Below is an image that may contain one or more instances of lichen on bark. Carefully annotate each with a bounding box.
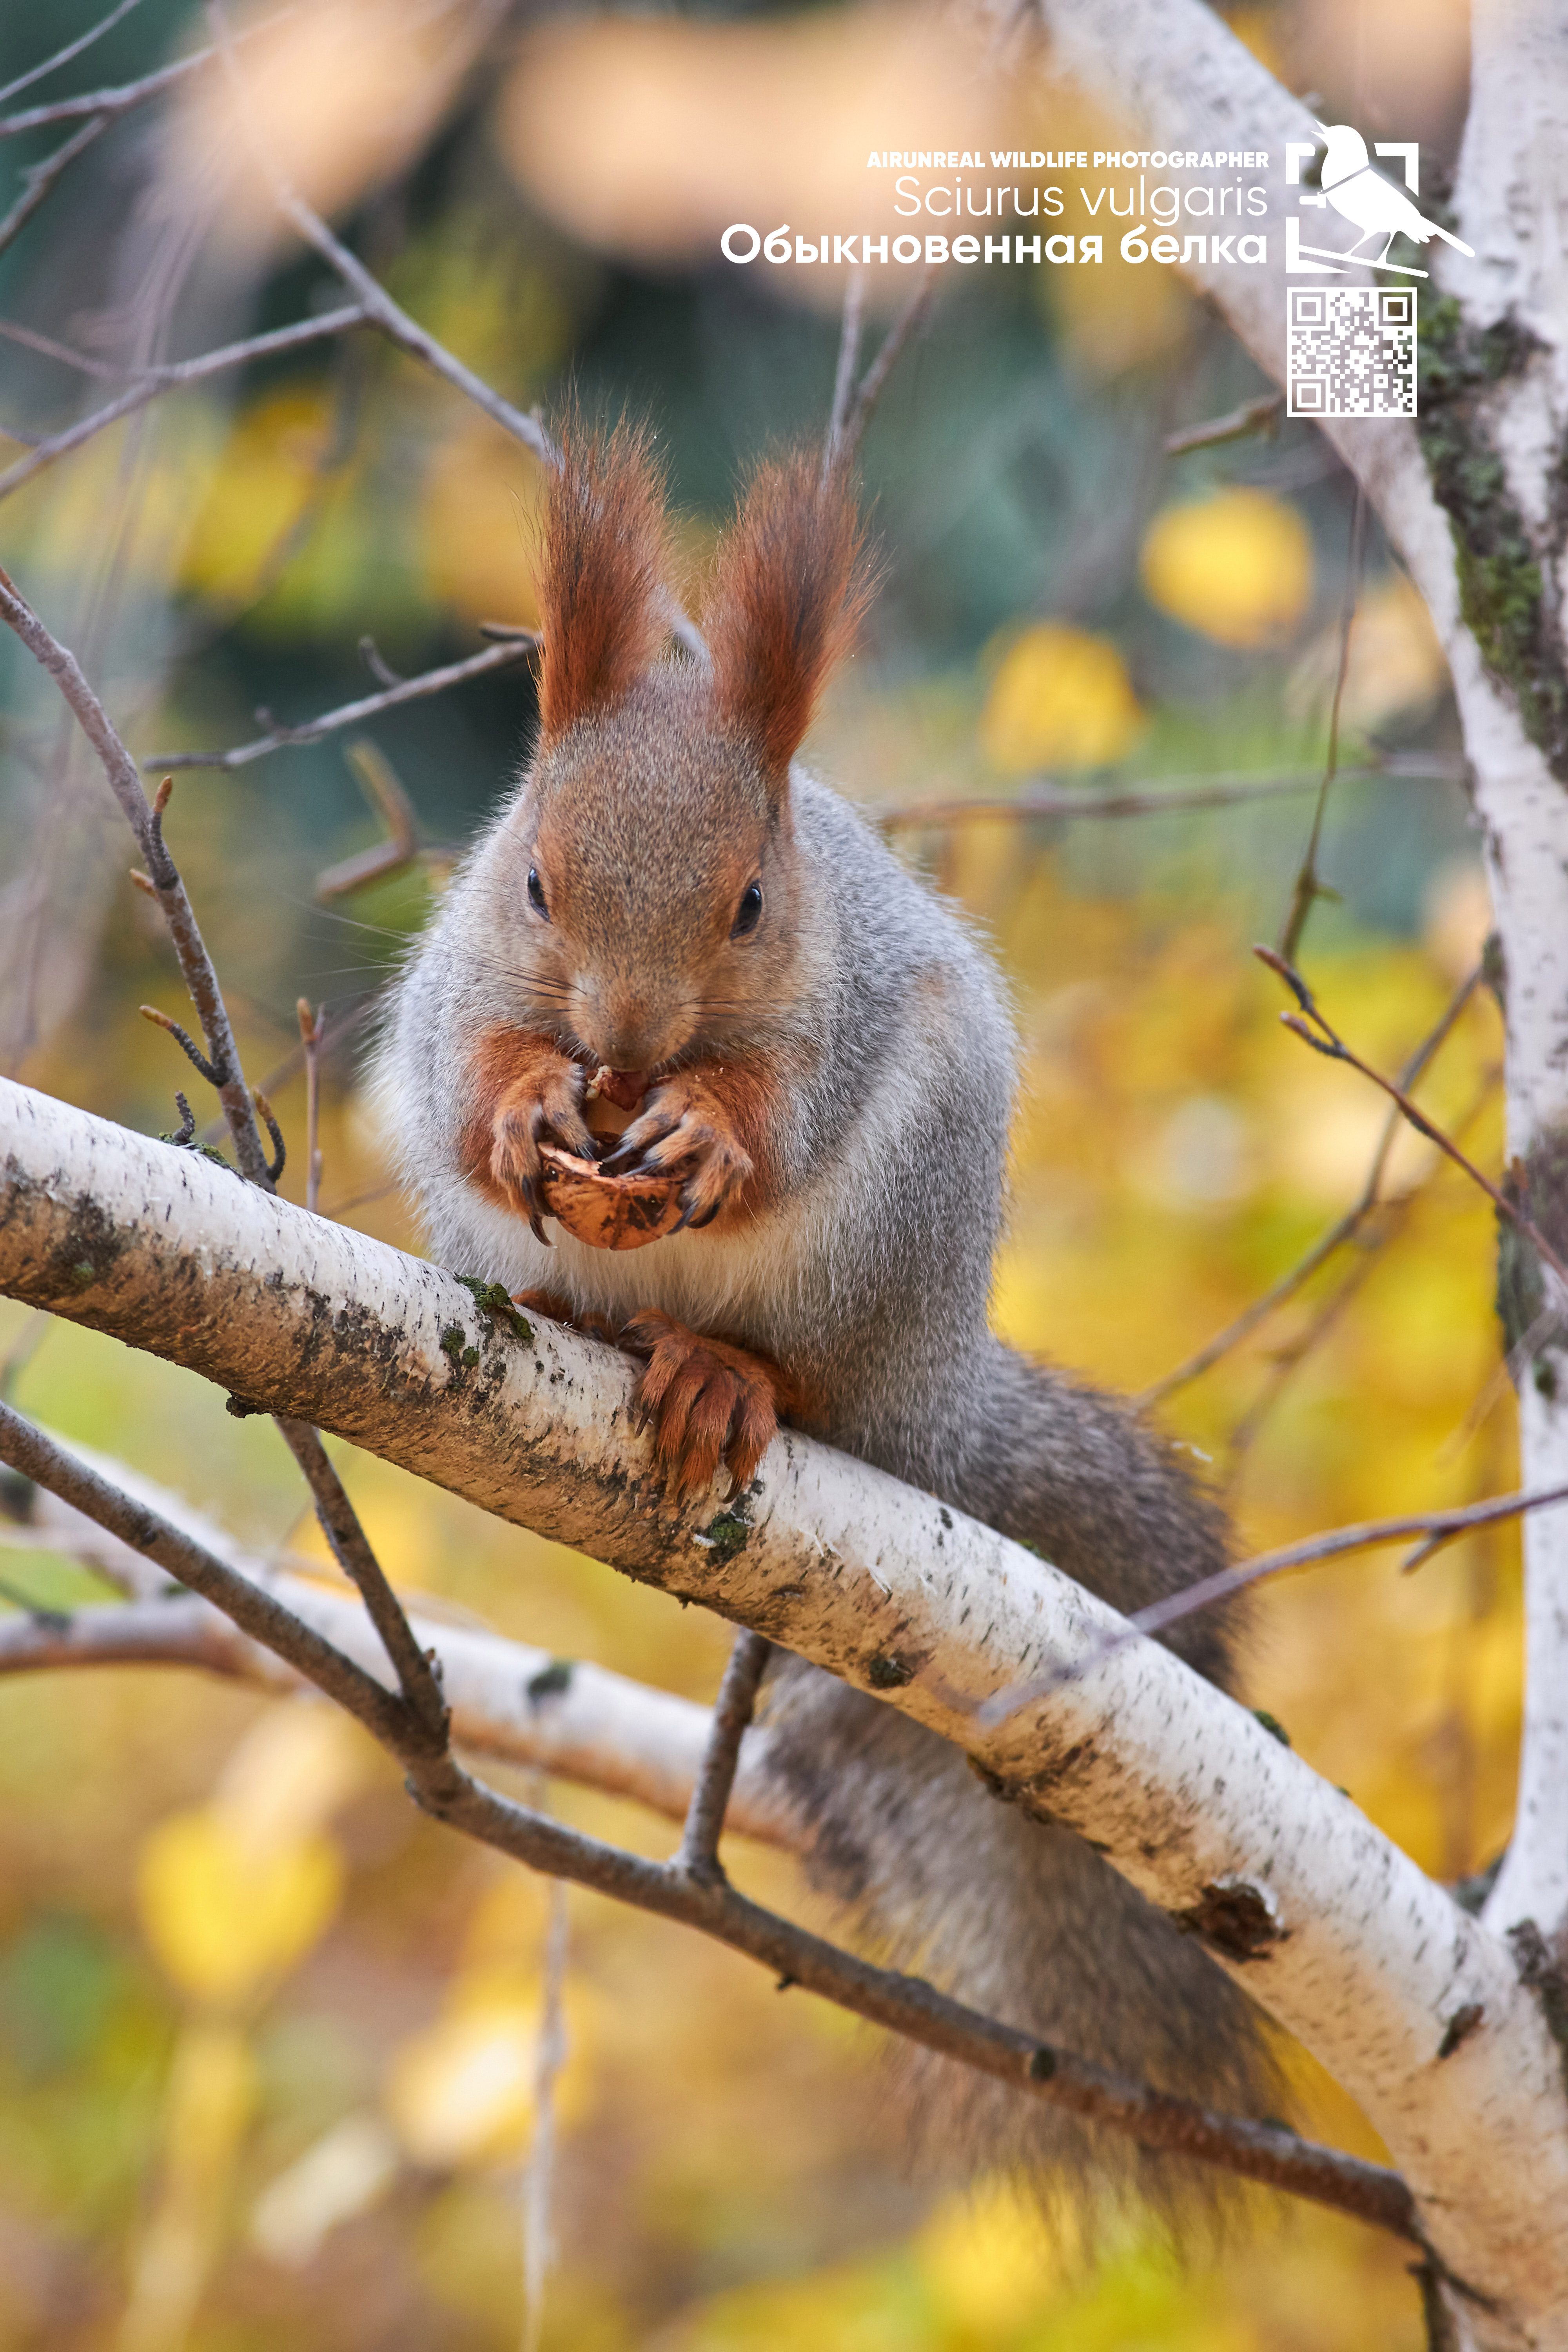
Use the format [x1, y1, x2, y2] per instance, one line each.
[1416, 296, 1568, 779]
[1494, 1127, 1568, 1394]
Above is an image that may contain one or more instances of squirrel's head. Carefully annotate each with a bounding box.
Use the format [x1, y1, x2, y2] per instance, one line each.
[491, 423, 870, 1075]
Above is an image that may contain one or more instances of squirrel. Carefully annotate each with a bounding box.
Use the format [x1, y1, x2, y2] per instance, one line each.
[376, 422, 1279, 2215]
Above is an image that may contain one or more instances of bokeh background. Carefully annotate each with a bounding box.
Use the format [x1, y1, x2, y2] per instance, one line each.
[0, 0, 1501, 2345]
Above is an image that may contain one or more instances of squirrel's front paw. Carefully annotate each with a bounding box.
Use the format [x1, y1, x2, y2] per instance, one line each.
[599, 1073, 754, 1231]
[622, 1310, 787, 1500]
[488, 1053, 593, 1242]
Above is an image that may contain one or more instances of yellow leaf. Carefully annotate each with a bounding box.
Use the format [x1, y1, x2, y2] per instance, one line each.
[386, 1999, 539, 2169]
[118, 2021, 257, 2352]
[213, 1700, 368, 1849]
[980, 623, 1142, 772]
[138, 1808, 343, 2010]
[420, 418, 545, 628]
[251, 2112, 400, 2268]
[1140, 488, 1313, 647]
[166, 0, 478, 260]
[917, 2178, 1065, 2329]
[178, 389, 336, 608]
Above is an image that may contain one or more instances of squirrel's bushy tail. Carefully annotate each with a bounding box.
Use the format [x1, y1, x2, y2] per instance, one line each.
[759, 1344, 1283, 2223]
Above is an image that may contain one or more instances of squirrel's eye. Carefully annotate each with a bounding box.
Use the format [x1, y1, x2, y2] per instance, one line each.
[732, 880, 763, 938]
[527, 865, 548, 919]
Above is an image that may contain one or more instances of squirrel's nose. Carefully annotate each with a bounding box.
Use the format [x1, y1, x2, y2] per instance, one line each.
[588, 990, 675, 1074]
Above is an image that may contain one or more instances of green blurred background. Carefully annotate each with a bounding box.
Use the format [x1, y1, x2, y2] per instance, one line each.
[0, 0, 1505, 2344]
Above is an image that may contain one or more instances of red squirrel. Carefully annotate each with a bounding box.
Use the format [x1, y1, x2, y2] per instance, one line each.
[377, 425, 1276, 2207]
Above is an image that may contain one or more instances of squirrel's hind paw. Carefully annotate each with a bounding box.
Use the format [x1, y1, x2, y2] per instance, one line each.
[622, 1310, 786, 1501]
[512, 1289, 622, 1347]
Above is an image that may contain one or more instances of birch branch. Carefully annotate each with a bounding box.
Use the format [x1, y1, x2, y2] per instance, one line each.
[0, 1397, 1414, 2240]
[1, 1077, 1564, 2330]
[0, 1447, 798, 1844]
[1034, 0, 1568, 2037]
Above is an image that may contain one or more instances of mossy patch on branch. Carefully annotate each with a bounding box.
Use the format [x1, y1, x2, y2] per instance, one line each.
[1494, 1124, 1568, 1393]
[1416, 296, 1568, 777]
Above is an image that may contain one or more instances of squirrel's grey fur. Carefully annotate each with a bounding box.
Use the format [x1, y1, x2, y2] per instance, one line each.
[374, 441, 1277, 2221]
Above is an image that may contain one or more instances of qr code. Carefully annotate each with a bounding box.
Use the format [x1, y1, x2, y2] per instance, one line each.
[1287, 287, 1416, 418]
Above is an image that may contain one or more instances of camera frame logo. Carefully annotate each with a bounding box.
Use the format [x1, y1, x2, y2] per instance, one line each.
[1282, 127, 1470, 420]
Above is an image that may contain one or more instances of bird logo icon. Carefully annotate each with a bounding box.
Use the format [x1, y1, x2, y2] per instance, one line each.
[1299, 124, 1474, 274]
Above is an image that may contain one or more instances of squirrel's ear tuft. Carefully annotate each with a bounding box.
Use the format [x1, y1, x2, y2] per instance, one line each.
[535, 421, 670, 746]
[703, 454, 872, 784]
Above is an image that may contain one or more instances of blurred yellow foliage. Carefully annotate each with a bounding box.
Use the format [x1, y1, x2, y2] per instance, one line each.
[500, 9, 998, 297]
[980, 624, 1143, 772]
[1290, 573, 1450, 729]
[387, 1997, 543, 2167]
[250, 2112, 400, 2268]
[138, 1809, 343, 2012]
[177, 389, 338, 611]
[915, 2180, 1065, 2330]
[1141, 489, 1314, 647]
[420, 417, 545, 628]
[136, 1705, 363, 2009]
[118, 2020, 257, 2352]
[167, 0, 482, 258]
[385, 1874, 593, 2169]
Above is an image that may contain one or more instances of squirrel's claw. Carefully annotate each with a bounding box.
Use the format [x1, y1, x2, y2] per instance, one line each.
[621, 1309, 787, 1501]
[488, 1057, 592, 1240]
[603, 1078, 753, 1226]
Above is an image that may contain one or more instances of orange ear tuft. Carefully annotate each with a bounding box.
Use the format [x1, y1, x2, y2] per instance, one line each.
[702, 454, 873, 783]
[535, 422, 671, 745]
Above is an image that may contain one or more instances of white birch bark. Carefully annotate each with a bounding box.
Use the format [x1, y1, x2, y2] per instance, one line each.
[4, 1078, 1568, 2336]
[1038, 0, 1568, 1975]
[1024, 18, 1568, 2331]
[0, 1457, 799, 1847]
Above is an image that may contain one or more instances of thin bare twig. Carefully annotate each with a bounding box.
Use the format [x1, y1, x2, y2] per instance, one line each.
[359, 635, 402, 690]
[0, 1403, 408, 1741]
[1258, 947, 1568, 1294]
[1164, 392, 1284, 457]
[875, 756, 1465, 836]
[0, 305, 368, 504]
[0, 568, 270, 1182]
[675, 1629, 772, 1885]
[205, 0, 554, 466]
[0, 115, 111, 265]
[0, 0, 145, 108]
[521, 1867, 569, 2352]
[0, 9, 289, 138]
[144, 635, 534, 771]
[0, 317, 133, 379]
[834, 267, 937, 470]
[0, 1399, 1422, 2247]
[822, 265, 866, 480]
[1278, 483, 1368, 963]
[312, 738, 429, 900]
[981, 1479, 1568, 1732]
[1142, 958, 1489, 1406]
[297, 997, 325, 1214]
[273, 1417, 448, 1747]
[0, 1310, 50, 1402]
[1219, 1061, 1494, 1465]
[194, 998, 377, 1158]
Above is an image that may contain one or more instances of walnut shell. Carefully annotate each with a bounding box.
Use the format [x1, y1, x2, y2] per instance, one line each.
[537, 1144, 686, 1252]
